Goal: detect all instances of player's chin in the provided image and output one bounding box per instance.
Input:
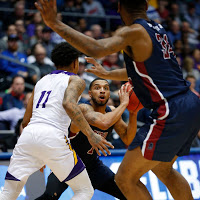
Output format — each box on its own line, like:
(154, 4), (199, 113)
(98, 100), (107, 106)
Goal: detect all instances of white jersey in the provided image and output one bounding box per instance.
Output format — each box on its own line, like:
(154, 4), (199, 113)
(29, 70), (76, 136)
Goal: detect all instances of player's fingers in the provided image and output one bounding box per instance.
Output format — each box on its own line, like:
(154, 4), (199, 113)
(85, 57), (96, 65)
(35, 2), (43, 12)
(97, 145), (107, 156)
(100, 143), (111, 155)
(85, 67), (96, 73)
(39, 0), (45, 6)
(103, 140), (114, 149)
(94, 147), (101, 156)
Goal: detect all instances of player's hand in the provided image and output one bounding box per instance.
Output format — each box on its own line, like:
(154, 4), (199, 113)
(87, 133), (114, 156)
(40, 165), (46, 173)
(35, 0), (58, 27)
(118, 83), (132, 106)
(85, 57), (108, 78)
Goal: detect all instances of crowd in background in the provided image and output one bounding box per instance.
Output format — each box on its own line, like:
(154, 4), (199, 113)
(0, 0), (200, 151)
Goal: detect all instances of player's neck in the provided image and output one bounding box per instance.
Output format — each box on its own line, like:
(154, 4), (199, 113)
(125, 12), (149, 25)
(90, 101), (107, 113)
(57, 67), (75, 73)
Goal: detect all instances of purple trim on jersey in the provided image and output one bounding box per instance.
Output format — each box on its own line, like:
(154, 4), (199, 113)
(62, 155), (85, 182)
(50, 70), (76, 76)
(5, 171), (20, 181)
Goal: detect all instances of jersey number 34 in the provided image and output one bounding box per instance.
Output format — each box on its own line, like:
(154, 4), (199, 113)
(155, 33), (175, 59)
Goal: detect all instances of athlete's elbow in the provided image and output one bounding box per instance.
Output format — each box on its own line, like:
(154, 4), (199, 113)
(62, 101), (73, 113)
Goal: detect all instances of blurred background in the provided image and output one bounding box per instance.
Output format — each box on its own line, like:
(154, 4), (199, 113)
(0, 0), (199, 199)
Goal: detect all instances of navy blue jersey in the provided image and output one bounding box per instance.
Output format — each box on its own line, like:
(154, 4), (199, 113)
(70, 101), (114, 169)
(124, 19), (190, 114)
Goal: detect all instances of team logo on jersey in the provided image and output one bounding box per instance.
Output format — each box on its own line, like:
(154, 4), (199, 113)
(87, 130), (108, 155)
(147, 142), (154, 150)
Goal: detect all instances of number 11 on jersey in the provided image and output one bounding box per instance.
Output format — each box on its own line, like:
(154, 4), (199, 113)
(36, 91), (52, 108)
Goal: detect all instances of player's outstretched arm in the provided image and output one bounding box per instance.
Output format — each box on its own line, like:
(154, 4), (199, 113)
(85, 57), (128, 81)
(35, 0), (136, 58)
(63, 76), (114, 156)
(80, 84), (131, 130)
(22, 90), (34, 128)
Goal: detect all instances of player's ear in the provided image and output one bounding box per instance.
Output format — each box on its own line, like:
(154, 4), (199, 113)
(88, 90), (92, 97)
(145, 0), (148, 11)
(117, 1), (120, 13)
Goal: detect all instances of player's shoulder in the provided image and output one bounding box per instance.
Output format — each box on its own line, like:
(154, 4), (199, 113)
(115, 24), (146, 42)
(79, 103), (94, 113)
(69, 75), (85, 84)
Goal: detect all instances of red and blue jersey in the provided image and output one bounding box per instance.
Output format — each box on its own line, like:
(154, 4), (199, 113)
(124, 19), (190, 118)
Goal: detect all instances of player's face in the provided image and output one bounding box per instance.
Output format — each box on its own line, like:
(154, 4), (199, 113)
(90, 80), (110, 106)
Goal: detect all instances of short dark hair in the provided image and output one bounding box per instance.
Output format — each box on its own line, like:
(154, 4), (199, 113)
(89, 78), (109, 90)
(51, 42), (81, 68)
(186, 74), (196, 80)
(119, 0), (146, 13)
(11, 75), (24, 84)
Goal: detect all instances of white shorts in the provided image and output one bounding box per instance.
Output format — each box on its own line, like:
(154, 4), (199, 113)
(7, 124), (81, 183)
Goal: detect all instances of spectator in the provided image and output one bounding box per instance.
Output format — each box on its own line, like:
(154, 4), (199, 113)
(191, 48), (200, 72)
(195, 78), (200, 94)
(0, 34), (28, 79)
(182, 56), (200, 80)
(29, 24), (44, 47)
(181, 21), (199, 49)
(90, 24), (103, 39)
(0, 92), (31, 130)
(167, 20), (182, 44)
(157, 0), (169, 21)
(41, 26), (56, 58)
(62, 0), (81, 27)
(29, 44), (55, 84)
(102, 53), (121, 70)
(83, 0), (105, 25)
(147, 5), (161, 23)
(76, 18), (88, 33)
(0, 24), (17, 52)
(185, 2), (200, 31)
(169, 3), (183, 25)
(15, 19), (30, 54)
(83, 0), (105, 16)
(3, 1), (26, 31)
(26, 12), (43, 37)
(186, 75), (200, 97)
(27, 43), (54, 66)
(1, 75), (25, 111)
(84, 30), (93, 37)
(75, 0), (84, 13)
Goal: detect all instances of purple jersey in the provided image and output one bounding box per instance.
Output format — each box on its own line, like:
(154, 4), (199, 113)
(124, 19), (190, 116)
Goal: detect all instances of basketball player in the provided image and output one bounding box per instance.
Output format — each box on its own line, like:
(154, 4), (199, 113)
(0, 42), (114, 200)
(35, 78), (138, 200)
(36, 0), (200, 199)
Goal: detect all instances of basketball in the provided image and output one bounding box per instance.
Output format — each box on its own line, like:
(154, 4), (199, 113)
(125, 82), (143, 112)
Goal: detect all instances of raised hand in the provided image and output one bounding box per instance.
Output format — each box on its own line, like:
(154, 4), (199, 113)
(35, 0), (58, 27)
(87, 133), (114, 156)
(85, 57), (108, 78)
(118, 83), (132, 107)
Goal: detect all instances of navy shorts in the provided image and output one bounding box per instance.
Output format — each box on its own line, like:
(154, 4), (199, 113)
(129, 90), (200, 162)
